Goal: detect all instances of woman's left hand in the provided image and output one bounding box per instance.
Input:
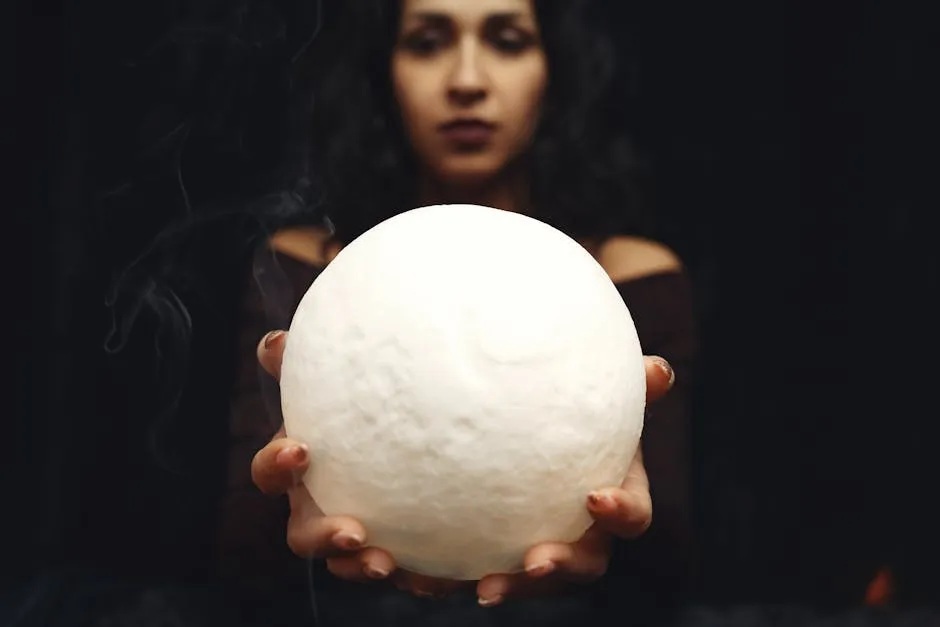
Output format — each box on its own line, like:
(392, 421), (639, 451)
(472, 355), (673, 607)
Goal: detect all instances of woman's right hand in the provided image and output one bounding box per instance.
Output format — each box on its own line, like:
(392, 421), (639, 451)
(251, 329), (399, 584)
(250, 330), (471, 599)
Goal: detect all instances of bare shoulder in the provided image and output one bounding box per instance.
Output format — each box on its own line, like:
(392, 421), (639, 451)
(268, 225), (342, 267)
(597, 236), (683, 284)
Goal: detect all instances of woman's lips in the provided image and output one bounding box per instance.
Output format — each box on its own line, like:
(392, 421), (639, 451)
(438, 119), (497, 145)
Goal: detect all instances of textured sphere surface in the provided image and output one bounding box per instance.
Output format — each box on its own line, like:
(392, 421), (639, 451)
(280, 204), (646, 580)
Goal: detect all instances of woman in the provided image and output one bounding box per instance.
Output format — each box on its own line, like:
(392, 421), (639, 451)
(215, 0), (698, 620)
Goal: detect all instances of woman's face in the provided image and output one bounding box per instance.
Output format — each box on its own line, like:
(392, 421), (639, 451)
(392, 0), (548, 188)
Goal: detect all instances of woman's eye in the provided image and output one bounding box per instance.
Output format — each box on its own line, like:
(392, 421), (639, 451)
(491, 28), (534, 53)
(400, 24), (535, 56)
(403, 30), (447, 54)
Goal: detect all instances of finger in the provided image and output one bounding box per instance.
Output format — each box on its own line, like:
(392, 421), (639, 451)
(476, 527), (613, 606)
(250, 435), (309, 495)
(325, 547), (397, 583)
(360, 547), (398, 581)
(476, 571), (568, 607)
(325, 554), (370, 583)
(586, 486), (653, 539)
(644, 355), (675, 403)
(393, 570), (475, 599)
(286, 506), (369, 560)
(257, 330), (289, 380)
(522, 526), (612, 583)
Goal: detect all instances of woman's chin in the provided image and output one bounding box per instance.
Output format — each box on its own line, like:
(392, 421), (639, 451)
(434, 166), (506, 194)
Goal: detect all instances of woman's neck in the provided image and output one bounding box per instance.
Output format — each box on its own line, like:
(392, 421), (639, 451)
(417, 170), (529, 214)
(414, 170), (602, 260)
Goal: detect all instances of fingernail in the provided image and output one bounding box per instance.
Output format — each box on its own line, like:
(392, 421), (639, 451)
(588, 491), (616, 510)
(276, 444), (308, 466)
(363, 565), (389, 580)
(478, 594), (503, 607)
(263, 330), (286, 349)
(332, 531), (364, 550)
(650, 356), (675, 387)
(526, 561), (555, 578)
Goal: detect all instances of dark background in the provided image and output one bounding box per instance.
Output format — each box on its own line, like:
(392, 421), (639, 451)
(8, 0), (937, 616)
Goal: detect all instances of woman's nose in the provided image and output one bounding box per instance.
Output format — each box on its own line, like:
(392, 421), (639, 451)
(446, 40), (488, 106)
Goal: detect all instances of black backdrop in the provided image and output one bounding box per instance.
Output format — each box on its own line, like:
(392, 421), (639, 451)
(9, 0), (937, 610)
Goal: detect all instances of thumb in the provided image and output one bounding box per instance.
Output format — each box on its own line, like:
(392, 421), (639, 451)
(644, 355), (674, 403)
(257, 330), (289, 381)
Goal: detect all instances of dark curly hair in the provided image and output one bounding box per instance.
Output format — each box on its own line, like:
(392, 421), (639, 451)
(100, 0), (649, 471)
(298, 0), (650, 244)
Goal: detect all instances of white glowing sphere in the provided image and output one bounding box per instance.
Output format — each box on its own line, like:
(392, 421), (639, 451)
(280, 204), (646, 580)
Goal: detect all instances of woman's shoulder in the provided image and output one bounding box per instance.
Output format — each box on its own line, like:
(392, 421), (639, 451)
(598, 236), (696, 355)
(240, 226), (339, 319)
(597, 235), (684, 284)
(267, 225), (342, 268)
(267, 228), (685, 284)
